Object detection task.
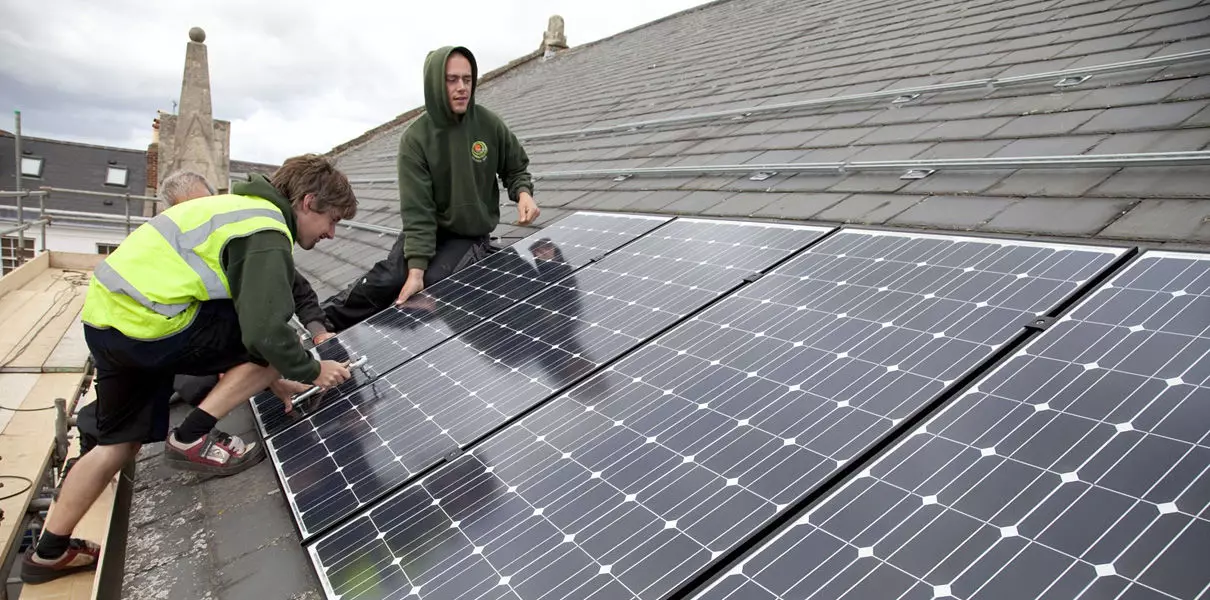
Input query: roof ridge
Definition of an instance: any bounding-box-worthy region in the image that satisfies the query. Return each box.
[0,131,145,154]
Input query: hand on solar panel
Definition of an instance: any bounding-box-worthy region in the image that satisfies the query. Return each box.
[394,268,425,307]
[312,331,335,345]
[269,378,311,413]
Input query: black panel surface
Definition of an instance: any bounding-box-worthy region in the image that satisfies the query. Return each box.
[694,250,1210,600]
[273,219,830,538]
[251,212,670,437]
[306,231,1126,600]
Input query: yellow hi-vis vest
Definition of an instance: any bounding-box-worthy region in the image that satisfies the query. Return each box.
[82,194,293,340]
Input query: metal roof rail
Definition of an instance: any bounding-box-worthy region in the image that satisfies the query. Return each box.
[516,49,1210,142]
[532,151,1210,180]
[340,220,401,235]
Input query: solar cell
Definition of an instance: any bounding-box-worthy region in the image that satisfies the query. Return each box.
[251,212,671,438]
[694,250,1210,600]
[305,230,1127,600]
[274,219,829,539]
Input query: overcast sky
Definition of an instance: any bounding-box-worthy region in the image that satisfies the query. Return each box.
[0,0,711,164]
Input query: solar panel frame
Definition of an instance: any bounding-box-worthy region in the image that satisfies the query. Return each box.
[250,211,673,439]
[271,218,832,540]
[689,248,1210,600]
[303,230,1129,600]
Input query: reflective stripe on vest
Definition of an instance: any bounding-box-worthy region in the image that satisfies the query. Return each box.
[82,194,292,339]
[92,260,192,317]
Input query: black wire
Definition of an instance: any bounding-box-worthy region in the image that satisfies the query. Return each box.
[0,475,35,501]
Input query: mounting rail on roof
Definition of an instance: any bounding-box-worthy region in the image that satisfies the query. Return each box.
[531,151,1210,180]
[515,49,1210,142]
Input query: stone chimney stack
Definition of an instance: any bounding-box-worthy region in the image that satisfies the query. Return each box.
[541,15,568,58]
[144,118,160,213]
[168,27,223,190]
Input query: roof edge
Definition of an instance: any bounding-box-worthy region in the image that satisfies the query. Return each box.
[328,47,546,157]
[0,131,146,155]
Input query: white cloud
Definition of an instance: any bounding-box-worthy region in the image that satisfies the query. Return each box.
[0,0,712,163]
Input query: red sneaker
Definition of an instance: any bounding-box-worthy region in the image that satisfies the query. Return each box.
[163,428,264,476]
[21,538,101,584]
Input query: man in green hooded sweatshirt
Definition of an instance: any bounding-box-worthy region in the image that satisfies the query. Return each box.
[322,45,539,331]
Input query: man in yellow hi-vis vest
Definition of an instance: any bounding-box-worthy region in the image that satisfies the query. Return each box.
[22,154,358,585]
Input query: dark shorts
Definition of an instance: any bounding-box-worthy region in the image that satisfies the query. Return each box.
[83,300,252,445]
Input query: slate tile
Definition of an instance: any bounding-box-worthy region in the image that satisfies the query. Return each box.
[1099,198,1210,242]
[915,140,1013,159]
[828,172,915,194]
[857,123,940,144]
[216,537,321,600]
[1076,101,1209,133]
[773,172,849,192]
[807,127,880,148]
[1067,80,1188,111]
[817,110,882,128]
[847,143,935,162]
[1063,45,1161,69]
[991,110,1102,138]
[992,56,1080,78]
[762,129,825,149]
[211,492,298,567]
[918,117,1015,141]
[749,149,812,164]
[889,195,1016,229]
[591,191,661,211]
[987,168,1119,197]
[983,197,1137,235]
[1170,76,1210,101]
[624,190,695,211]
[701,192,783,217]
[752,193,849,220]
[1093,166,1210,197]
[1184,105,1210,127]
[863,105,942,126]
[660,191,733,214]
[993,135,1106,156]
[900,170,1010,195]
[795,146,862,163]
[814,194,925,224]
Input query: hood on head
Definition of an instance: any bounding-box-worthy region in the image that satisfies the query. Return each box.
[423,45,478,128]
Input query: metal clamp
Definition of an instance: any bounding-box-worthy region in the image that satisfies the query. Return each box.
[293,356,368,403]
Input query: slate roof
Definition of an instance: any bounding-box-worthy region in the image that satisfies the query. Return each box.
[295,0,1210,302]
[0,132,148,217]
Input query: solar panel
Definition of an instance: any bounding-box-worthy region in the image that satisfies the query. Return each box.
[695,250,1209,600]
[272,219,830,539]
[305,230,1126,600]
[251,211,671,438]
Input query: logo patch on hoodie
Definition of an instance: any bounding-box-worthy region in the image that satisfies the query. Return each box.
[471,141,488,162]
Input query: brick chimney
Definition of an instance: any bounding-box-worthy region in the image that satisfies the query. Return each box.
[541,15,568,59]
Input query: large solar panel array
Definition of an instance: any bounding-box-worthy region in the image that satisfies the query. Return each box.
[694,250,1209,600]
[305,230,1133,600]
[269,218,830,538]
[251,212,671,437]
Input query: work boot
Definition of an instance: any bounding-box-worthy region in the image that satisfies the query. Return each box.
[21,538,101,584]
[163,428,264,476]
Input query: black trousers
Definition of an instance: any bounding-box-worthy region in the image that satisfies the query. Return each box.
[77,301,250,450]
[322,231,492,332]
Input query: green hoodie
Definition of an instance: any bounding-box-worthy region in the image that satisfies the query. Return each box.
[223,175,320,383]
[397,45,534,271]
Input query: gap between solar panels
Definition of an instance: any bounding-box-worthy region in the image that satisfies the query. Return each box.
[269,217,834,541]
[305,229,1131,600]
[249,211,673,439]
[692,248,1210,600]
